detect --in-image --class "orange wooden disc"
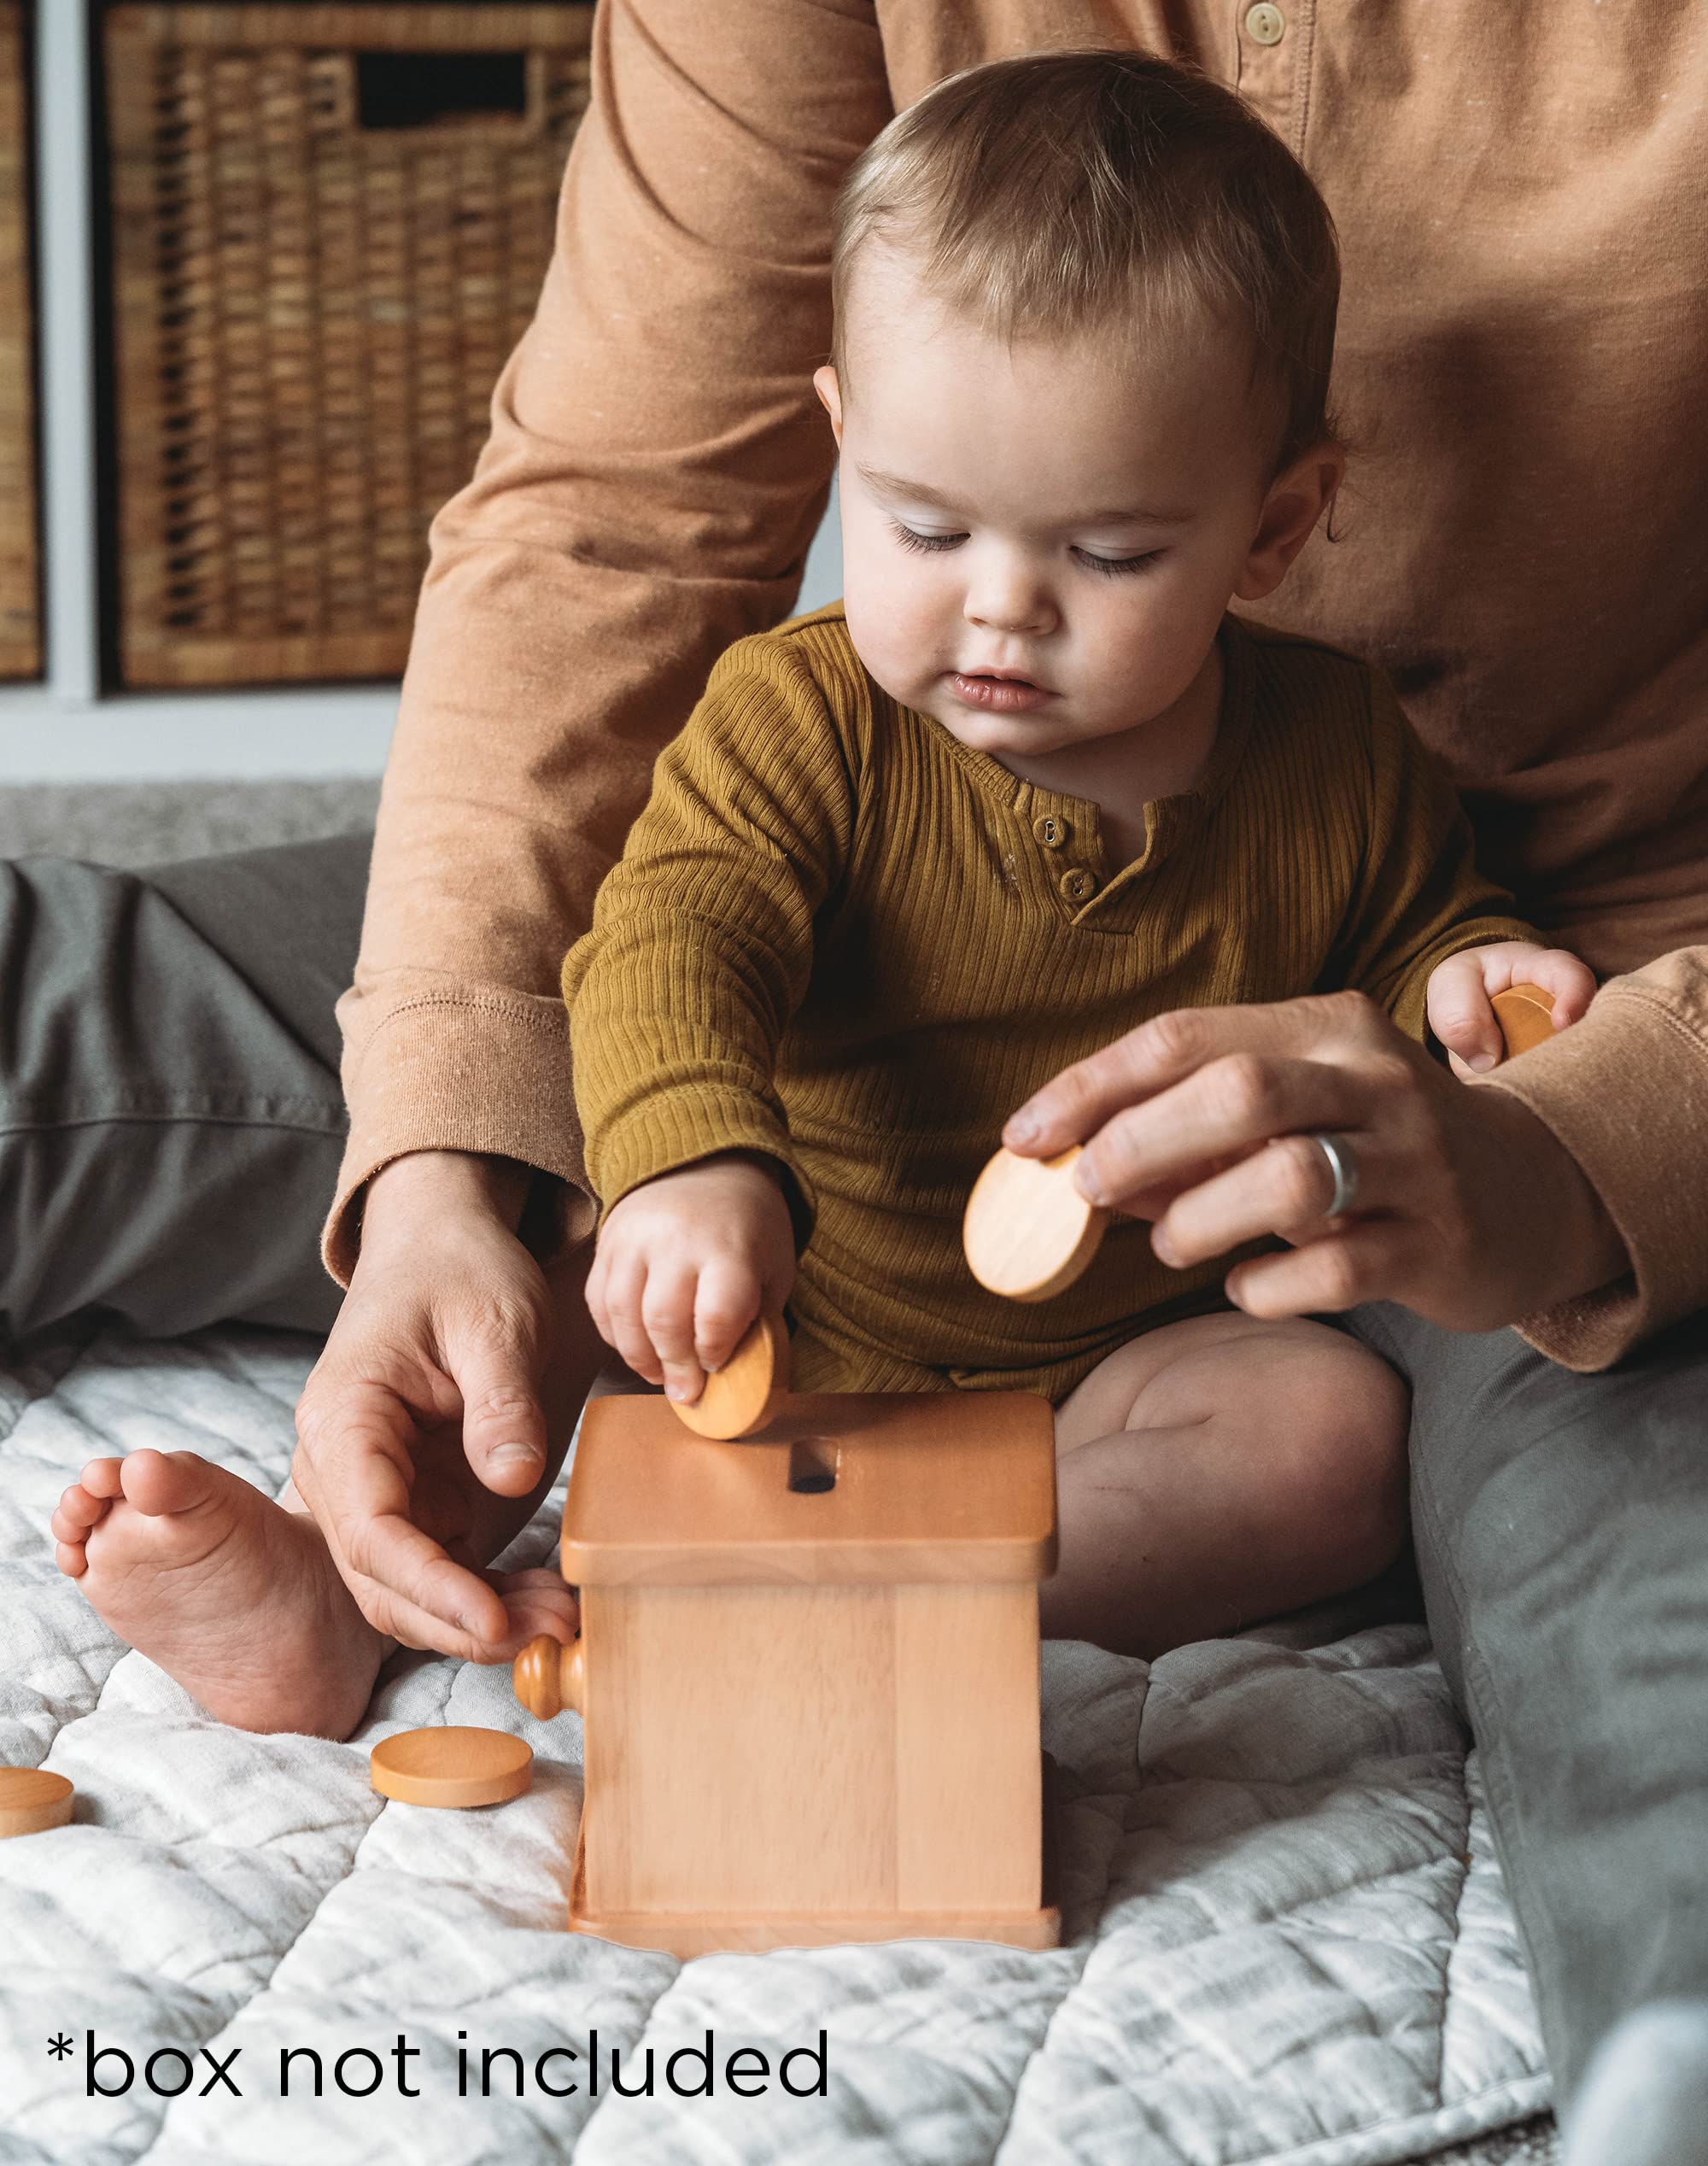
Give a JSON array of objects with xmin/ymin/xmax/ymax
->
[
  {"xmin": 674, "ymin": 1307, "xmax": 790, "ymax": 1439},
  {"xmin": 0, "ymin": 1768, "xmax": 73, "ymax": 1838},
  {"xmin": 1492, "ymin": 983, "xmax": 1559, "ymax": 1058},
  {"xmin": 964, "ymin": 1144, "xmax": 1112, "ymax": 1303},
  {"xmin": 370, "ymin": 1728, "xmax": 532, "ymax": 1809}
]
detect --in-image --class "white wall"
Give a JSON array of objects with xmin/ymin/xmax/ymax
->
[{"xmin": 793, "ymin": 477, "xmax": 845, "ymax": 621}]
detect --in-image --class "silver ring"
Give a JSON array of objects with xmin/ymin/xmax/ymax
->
[{"xmin": 1310, "ymin": 1132, "xmax": 1360, "ymax": 1219}]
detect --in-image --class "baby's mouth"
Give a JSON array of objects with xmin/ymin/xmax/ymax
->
[{"xmin": 947, "ymin": 670, "xmax": 1056, "ymax": 711}]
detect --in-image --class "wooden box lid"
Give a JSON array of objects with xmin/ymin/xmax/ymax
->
[{"xmin": 562, "ymin": 1392, "xmax": 1057, "ymax": 1587}]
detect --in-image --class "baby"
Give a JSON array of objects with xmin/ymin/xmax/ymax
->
[{"xmin": 564, "ymin": 49, "xmax": 1594, "ymax": 1658}]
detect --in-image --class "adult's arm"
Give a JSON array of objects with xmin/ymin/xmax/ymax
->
[
  {"xmin": 999, "ymin": 951, "xmax": 1708, "ymax": 1373},
  {"xmin": 1000, "ymin": 990, "xmax": 1635, "ymax": 1371},
  {"xmin": 322, "ymin": 0, "xmax": 892, "ymax": 1285},
  {"xmin": 1480, "ymin": 948, "xmax": 1708, "ymax": 1367}
]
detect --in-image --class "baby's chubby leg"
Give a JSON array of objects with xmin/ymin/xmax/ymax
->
[{"xmin": 1044, "ymin": 1311, "xmax": 1409, "ymax": 1659}]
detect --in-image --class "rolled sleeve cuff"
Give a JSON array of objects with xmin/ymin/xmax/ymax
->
[
  {"xmin": 1485, "ymin": 980, "xmax": 1708, "ymax": 1370},
  {"xmin": 321, "ymin": 988, "xmax": 594, "ymax": 1288}
]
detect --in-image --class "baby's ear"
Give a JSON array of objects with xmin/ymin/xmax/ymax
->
[
  {"xmin": 812, "ymin": 365, "xmax": 844, "ymax": 441},
  {"xmin": 1233, "ymin": 443, "xmax": 1346, "ymax": 601}
]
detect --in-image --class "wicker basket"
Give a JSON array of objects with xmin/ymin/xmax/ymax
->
[
  {"xmin": 0, "ymin": 0, "xmax": 38, "ymax": 682},
  {"xmin": 105, "ymin": 3, "xmax": 594, "ymax": 689}
]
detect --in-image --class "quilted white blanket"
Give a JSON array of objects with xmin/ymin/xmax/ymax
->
[{"xmin": 0, "ymin": 1327, "xmax": 1550, "ymax": 2164}]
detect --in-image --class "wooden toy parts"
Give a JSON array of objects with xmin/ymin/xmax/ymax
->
[
  {"xmin": 514, "ymin": 1389, "xmax": 1061, "ymax": 1957},
  {"xmin": 963, "ymin": 1143, "xmax": 1110, "ymax": 1301},
  {"xmin": 0, "ymin": 1767, "xmax": 73, "ymax": 1837},
  {"xmin": 370, "ymin": 1729, "xmax": 533, "ymax": 1809},
  {"xmin": 672, "ymin": 1304, "xmax": 789, "ymax": 1438},
  {"xmin": 1491, "ymin": 982, "xmax": 1559, "ymax": 1057}
]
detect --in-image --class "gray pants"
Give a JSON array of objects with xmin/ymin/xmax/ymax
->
[
  {"xmin": 1352, "ymin": 1300, "xmax": 1708, "ymax": 2100},
  {"xmin": 2, "ymin": 838, "xmax": 1702, "ymax": 2103},
  {"xmin": 0, "ymin": 837, "xmax": 364, "ymax": 1338}
]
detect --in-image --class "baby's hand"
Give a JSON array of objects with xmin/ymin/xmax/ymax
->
[
  {"xmin": 1426, "ymin": 940, "xmax": 1596, "ymax": 1080},
  {"xmin": 585, "ymin": 1152, "xmax": 797, "ymax": 1405}
]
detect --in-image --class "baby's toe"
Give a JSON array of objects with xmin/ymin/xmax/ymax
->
[
  {"xmin": 116, "ymin": 1447, "xmax": 215, "ymax": 1516},
  {"xmin": 491, "ymin": 1567, "xmax": 580, "ymax": 1646},
  {"xmin": 52, "ymin": 1483, "xmax": 110, "ymax": 1543},
  {"xmin": 78, "ymin": 1456, "xmax": 126, "ymax": 1500}
]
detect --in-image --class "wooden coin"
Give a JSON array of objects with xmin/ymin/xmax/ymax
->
[
  {"xmin": 964, "ymin": 1144, "xmax": 1112, "ymax": 1302},
  {"xmin": 0, "ymin": 1768, "xmax": 73, "ymax": 1838},
  {"xmin": 674, "ymin": 1306, "xmax": 790, "ymax": 1439},
  {"xmin": 370, "ymin": 1727, "xmax": 532, "ymax": 1809},
  {"xmin": 1492, "ymin": 983, "xmax": 1559, "ymax": 1058}
]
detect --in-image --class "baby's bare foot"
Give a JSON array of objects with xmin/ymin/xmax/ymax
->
[
  {"xmin": 53, "ymin": 1453, "xmax": 582, "ymax": 1740},
  {"xmin": 52, "ymin": 1449, "xmax": 389, "ymax": 1739}
]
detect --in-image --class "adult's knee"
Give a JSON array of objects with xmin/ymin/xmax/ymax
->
[{"xmin": 0, "ymin": 852, "xmax": 350, "ymax": 1339}]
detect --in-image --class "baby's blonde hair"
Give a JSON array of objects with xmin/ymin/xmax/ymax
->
[{"xmin": 831, "ymin": 49, "xmax": 1342, "ymax": 471}]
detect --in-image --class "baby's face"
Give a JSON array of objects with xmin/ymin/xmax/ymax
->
[{"xmin": 816, "ymin": 254, "xmax": 1330, "ymax": 767}]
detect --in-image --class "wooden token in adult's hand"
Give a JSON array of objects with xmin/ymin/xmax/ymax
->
[
  {"xmin": 0, "ymin": 1768, "xmax": 73, "ymax": 1838},
  {"xmin": 1492, "ymin": 983, "xmax": 1559, "ymax": 1059},
  {"xmin": 674, "ymin": 1307, "xmax": 790, "ymax": 1439},
  {"xmin": 964, "ymin": 1144, "xmax": 1111, "ymax": 1302},
  {"xmin": 370, "ymin": 1728, "xmax": 532, "ymax": 1809}
]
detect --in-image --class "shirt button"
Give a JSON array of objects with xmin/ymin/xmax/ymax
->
[
  {"xmin": 1244, "ymin": 2, "xmax": 1285, "ymax": 44},
  {"xmin": 1033, "ymin": 814, "xmax": 1073, "ymax": 849},
  {"xmin": 1060, "ymin": 868, "xmax": 1097, "ymax": 904}
]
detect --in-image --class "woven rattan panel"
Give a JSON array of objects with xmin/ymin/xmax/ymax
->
[
  {"xmin": 0, "ymin": 1, "xmax": 38, "ymax": 682},
  {"xmin": 106, "ymin": 4, "xmax": 593, "ymax": 689}
]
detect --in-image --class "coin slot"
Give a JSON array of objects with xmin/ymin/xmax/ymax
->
[{"xmin": 787, "ymin": 1437, "xmax": 839, "ymax": 1495}]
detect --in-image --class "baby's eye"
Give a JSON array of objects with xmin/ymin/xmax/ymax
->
[
  {"xmin": 1073, "ymin": 548, "xmax": 1166, "ymax": 578},
  {"xmin": 887, "ymin": 519, "xmax": 963, "ymax": 554},
  {"xmin": 886, "ymin": 519, "xmax": 1164, "ymax": 578}
]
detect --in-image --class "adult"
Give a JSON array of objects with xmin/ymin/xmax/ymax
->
[{"xmin": 20, "ymin": 6, "xmax": 1708, "ymax": 2156}]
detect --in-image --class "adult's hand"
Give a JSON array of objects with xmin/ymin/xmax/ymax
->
[
  {"xmin": 1002, "ymin": 991, "xmax": 1629, "ymax": 1332},
  {"xmin": 291, "ymin": 1150, "xmax": 595, "ymax": 1661}
]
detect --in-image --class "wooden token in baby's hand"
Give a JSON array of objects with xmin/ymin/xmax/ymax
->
[
  {"xmin": 1491, "ymin": 983, "xmax": 1559, "ymax": 1059},
  {"xmin": 964, "ymin": 1144, "xmax": 1111, "ymax": 1303},
  {"xmin": 0, "ymin": 1768, "xmax": 73, "ymax": 1838},
  {"xmin": 370, "ymin": 1728, "xmax": 532, "ymax": 1809},
  {"xmin": 673, "ymin": 1306, "xmax": 790, "ymax": 1439}
]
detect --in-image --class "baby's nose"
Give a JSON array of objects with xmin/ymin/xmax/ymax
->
[{"xmin": 965, "ymin": 582, "xmax": 1056, "ymax": 635}]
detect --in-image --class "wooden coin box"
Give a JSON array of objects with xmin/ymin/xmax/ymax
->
[{"xmin": 514, "ymin": 1390, "xmax": 1060, "ymax": 1958}]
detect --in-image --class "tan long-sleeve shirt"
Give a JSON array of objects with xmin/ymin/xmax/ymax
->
[{"xmin": 330, "ymin": 0, "xmax": 1708, "ymax": 1372}]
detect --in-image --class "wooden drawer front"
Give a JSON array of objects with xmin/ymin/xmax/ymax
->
[{"xmin": 581, "ymin": 1582, "xmax": 1044, "ymax": 1920}]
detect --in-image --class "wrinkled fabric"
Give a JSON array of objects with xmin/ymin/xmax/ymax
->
[{"xmin": 1, "ymin": 1327, "xmax": 1547, "ymax": 2163}]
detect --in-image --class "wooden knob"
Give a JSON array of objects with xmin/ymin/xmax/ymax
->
[
  {"xmin": 673, "ymin": 1305, "xmax": 790, "ymax": 1439},
  {"xmin": 1491, "ymin": 982, "xmax": 1559, "ymax": 1059},
  {"xmin": 964, "ymin": 1144, "xmax": 1111, "ymax": 1302},
  {"xmin": 513, "ymin": 1634, "xmax": 584, "ymax": 1720}
]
